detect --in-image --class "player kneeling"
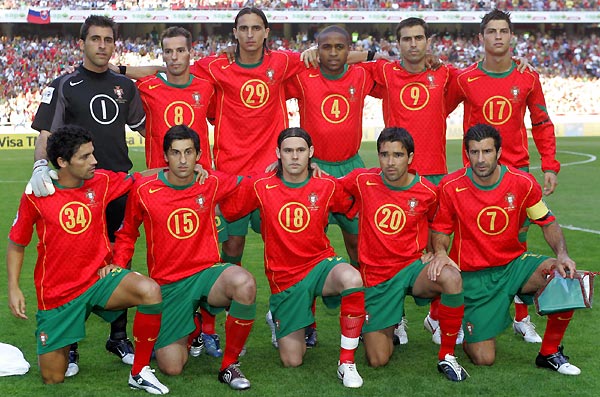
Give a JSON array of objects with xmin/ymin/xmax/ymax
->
[
  {"xmin": 112, "ymin": 126, "xmax": 256, "ymax": 390},
  {"xmin": 431, "ymin": 124, "xmax": 580, "ymax": 376},
  {"xmin": 7, "ymin": 125, "xmax": 168, "ymax": 394},
  {"xmin": 340, "ymin": 127, "xmax": 467, "ymax": 381}
]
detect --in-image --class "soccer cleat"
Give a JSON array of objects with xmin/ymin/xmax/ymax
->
[
  {"xmin": 189, "ymin": 335, "xmax": 204, "ymax": 357},
  {"xmin": 201, "ymin": 333, "xmax": 223, "ymax": 357},
  {"xmin": 424, "ymin": 313, "xmax": 441, "ymax": 344},
  {"xmin": 337, "ymin": 361, "xmax": 363, "ymax": 388},
  {"xmin": 65, "ymin": 347, "xmax": 80, "ymax": 377},
  {"xmin": 266, "ymin": 311, "xmax": 278, "ymax": 349},
  {"xmin": 218, "ymin": 362, "xmax": 251, "ymax": 390},
  {"xmin": 305, "ymin": 326, "xmax": 318, "ymax": 348},
  {"xmin": 393, "ymin": 316, "xmax": 409, "ymax": 345},
  {"xmin": 129, "ymin": 366, "xmax": 169, "ymax": 394},
  {"xmin": 536, "ymin": 345, "xmax": 581, "ymax": 375},
  {"xmin": 513, "ymin": 315, "xmax": 543, "ymax": 343},
  {"xmin": 106, "ymin": 337, "xmax": 135, "ymax": 365},
  {"xmin": 239, "ymin": 345, "xmax": 247, "ymax": 357},
  {"xmin": 437, "ymin": 354, "xmax": 469, "ymax": 382},
  {"xmin": 424, "ymin": 314, "xmax": 464, "ymax": 345}
]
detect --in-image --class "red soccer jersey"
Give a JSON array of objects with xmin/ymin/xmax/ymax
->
[
  {"xmin": 432, "ymin": 166, "xmax": 553, "ymax": 272},
  {"xmin": 190, "ymin": 51, "xmax": 307, "ymax": 174},
  {"xmin": 285, "ymin": 64, "xmax": 375, "ymax": 162},
  {"xmin": 9, "ymin": 171, "xmax": 134, "ymax": 310},
  {"xmin": 112, "ymin": 170, "xmax": 240, "ymax": 285},
  {"xmin": 220, "ymin": 173, "xmax": 353, "ymax": 293},
  {"xmin": 136, "ymin": 73, "xmax": 214, "ymax": 169},
  {"xmin": 367, "ymin": 61, "xmax": 457, "ymax": 176},
  {"xmin": 446, "ymin": 62, "xmax": 560, "ymax": 173},
  {"xmin": 341, "ymin": 168, "xmax": 438, "ymax": 287}
]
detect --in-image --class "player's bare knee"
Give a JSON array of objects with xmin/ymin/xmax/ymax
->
[
  {"xmin": 465, "ymin": 345, "xmax": 495, "ymax": 366},
  {"xmin": 42, "ymin": 371, "xmax": 65, "ymax": 384},
  {"xmin": 158, "ymin": 361, "xmax": 184, "ymax": 376},
  {"xmin": 340, "ymin": 266, "xmax": 363, "ymax": 290},
  {"xmin": 438, "ymin": 266, "xmax": 462, "ymax": 294},
  {"xmin": 139, "ymin": 277, "xmax": 162, "ymax": 304},
  {"xmin": 366, "ymin": 350, "xmax": 390, "ymax": 368},
  {"xmin": 280, "ymin": 354, "xmax": 304, "ymax": 368}
]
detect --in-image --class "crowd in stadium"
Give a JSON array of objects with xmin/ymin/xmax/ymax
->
[
  {"xmin": 2, "ymin": 0, "xmax": 599, "ymax": 11},
  {"xmin": 1, "ymin": 29, "xmax": 598, "ymax": 126}
]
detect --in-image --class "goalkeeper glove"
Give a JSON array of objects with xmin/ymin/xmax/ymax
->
[{"xmin": 26, "ymin": 159, "xmax": 58, "ymax": 197}]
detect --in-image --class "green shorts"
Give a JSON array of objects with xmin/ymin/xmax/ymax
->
[
  {"xmin": 222, "ymin": 209, "xmax": 261, "ymax": 237},
  {"xmin": 35, "ymin": 268, "xmax": 129, "ymax": 355},
  {"xmin": 269, "ymin": 256, "xmax": 346, "ymax": 339},
  {"xmin": 462, "ymin": 252, "xmax": 548, "ymax": 343},
  {"xmin": 215, "ymin": 215, "xmax": 229, "ymax": 243},
  {"xmin": 423, "ymin": 174, "xmax": 445, "ymax": 186},
  {"xmin": 363, "ymin": 259, "xmax": 431, "ymax": 333},
  {"xmin": 156, "ymin": 263, "xmax": 233, "ymax": 349},
  {"xmin": 313, "ymin": 154, "xmax": 364, "ymax": 234}
]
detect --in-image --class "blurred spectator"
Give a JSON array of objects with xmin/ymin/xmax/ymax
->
[{"xmin": 1, "ymin": 29, "xmax": 598, "ymax": 129}]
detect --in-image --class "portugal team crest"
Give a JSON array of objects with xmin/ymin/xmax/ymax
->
[
  {"xmin": 408, "ymin": 197, "xmax": 418, "ymax": 215},
  {"xmin": 427, "ymin": 73, "xmax": 437, "ymax": 88},
  {"xmin": 505, "ymin": 192, "xmax": 515, "ymax": 210},
  {"xmin": 266, "ymin": 68, "xmax": 275, "ymax": 83},
  {"xmin": 113, "ymin": 85, "xmax": 126, "ymax": 103},
  {"xmin": 348, "ymin": 85, "xmax": 356, "ymax": 101},
  {"xmin": 192, "ymin": 92, "xmax": 202, "ymax": 107},
  {"xmin": 40, "ymin": 332, "xmax": 48, "ymax": 347},
  {"xmin": 510, "ymin": 86, "xmax": 520, "ymax": 102},
  {"xmin": 86, "ymin": 188, "xmax": 96, "ymax": 206},
  {"xmin": 196, "ymin": 194, "xmax": 205, "ymax": 210},
  {"xmin": 308, "ymin": 192, "xmax": 319, "ymax": 210}
]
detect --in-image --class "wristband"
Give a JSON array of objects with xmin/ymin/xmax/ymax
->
[
  {"xmin": 33, "ymin": 159, "xmax": 48, "ymax": 169},
  {"xmin": 366, "ymin": 50, "xmax": 376, "ymax": 61},
  {"xmin": 118, "ymin": 65, "xmax": 127, "ymax": 75}
]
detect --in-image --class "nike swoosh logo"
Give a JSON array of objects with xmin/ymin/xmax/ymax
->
[
  {"xmin": 266, "ymin": 184, "xmax": 278, "ymax": 189},
  {"xmin": 234, "ymin": 320, "xmax": 254, "ymax": 326},
  {"xmin": 148, "ymin": 336, "xmax": 158, "ymax": 342},
  {"xmin": 455, "ymin": 187, "xmax": 468, "ymax": 192},
  {"xmin": 70, "ymin": 80, "xmax": 84, "ymax": 86},
  {"xmin": 393, "ymin": 66, "xmax": 402, "ymax": 71},
  {"xmin": 148, "ymin": 84, "xmax": 161, "ymax": 90},
  {"xmin": 309, "ymin": 73, "xmax": 320, "ymax": 78},
  {"xmin": 467, "ymin": 76, "xmax": 481, "ymax": 83},
  {"xmin": 221, "ymin": 64, "xmax": 231, "ymax": 70},
  {"xmin": 149, "ymin": 187, "xmax": 163, "ymax": 194},
  {"xmin": 366, "ymin": 181, "xmax": 378, "ymax": 186}
]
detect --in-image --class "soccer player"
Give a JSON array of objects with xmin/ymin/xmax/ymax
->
[
  {"xmin": 29, "ymin": 15, "xmax": 146, "ymax": 373},
  {"xmin": 112, "ymin": 125, "xmax": 256, "ymax": 390},
  {"xmin": 136, "ymin": 26, "xmax": 213, "ymax": 170},
  {"xmin": 365, "ymin": 17, "xmax": 460, "ymax": 346},
  {"xmin": 340, "ymin": 127, "xmax": 467, "ymax": 381},
  {"xmin": 220, "ymin": 128, "xmax": 366, "ymax": 388},
  {"xmin": 135, "ymin": 26, "xmax": 222, "ymax": 357},
  {"xmin": 446, "ymin": 9, "xmax": 560, "ymax": 342},
  {"xmin": 430, "ymin": 123, "xmax": 580, "ymax": 376},
  {"xmin": 282, "ymin": 25, "xmax": 375, "ymax": 349},
  {"xmin": 7, "ymin": 125, "xmax": 168, "ymax": 394}
]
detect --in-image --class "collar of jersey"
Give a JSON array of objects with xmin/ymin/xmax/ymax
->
[
  {"xmin": 281, "ymin": 175, "xmax": 311, "ymax": 188},
  {"xmin": 158, "ymin": 170, "xmax": 196, "ymax": 190},
  {"xmin": 156, "ymin": 72, "xmax": 193, "ymax": 88},
  {"xmin": 320, "ymin": 64, "xmax": 348, "ymax": 80},
  {"xmin": 79, "ymin": 64, "xmax": 109, "ymax": 77},
  {"xmin": 53, "ymin": 178, "xmax": 84, "ymax": 190},
  {"xmin": 466, "ymin": 165, "xmax": 506, "ymax": 190},
  {"xmin": 399, "ymin": 61, "xmax": 426, "ymax": 74},
  {"xmin": 477, "ymin": 61, "xmax": 516, "ymax": 78},
  {"xmin": 235, "ymin": 53, "xmax": 265, "ymax": 69},
  {"xmin": 379, "ymin": 171, "xmax": 419, "ymax": 191}
]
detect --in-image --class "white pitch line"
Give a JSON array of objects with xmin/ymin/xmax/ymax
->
[
  {"xmin": 530, "ymin": 150, "xmax": 597, "ymax": 170},
  {"xmin": 560, "ymin": 224, "xmax": 600, "ymax": 235}
]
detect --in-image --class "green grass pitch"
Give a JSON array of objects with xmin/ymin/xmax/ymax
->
[{"xmin": 0, "ymin": 137, "xmax": 598, "ymax": 396}]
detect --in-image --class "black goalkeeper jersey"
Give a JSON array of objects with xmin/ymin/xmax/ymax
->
[{"xmin": 32, "ymin": 65, "xmax": 146, "ymax": 172}]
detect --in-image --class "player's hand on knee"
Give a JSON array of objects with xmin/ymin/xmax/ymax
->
[
  {"xmin": 28, "ymin": 160, "xmax": 58, "ymax": 197},
  {"xmin": 98, "ymin": 264, "xmax": 121, "ymax": 278}
]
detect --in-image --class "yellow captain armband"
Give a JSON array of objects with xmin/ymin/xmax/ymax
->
[{"xmin": 526, "ymin": 200, "xmax": 550, "ymax": 221}]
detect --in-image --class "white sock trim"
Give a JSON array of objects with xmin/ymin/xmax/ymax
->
[{"xmin": 341, "ymin": 335, "xmax": 359, "ymax": 350}]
